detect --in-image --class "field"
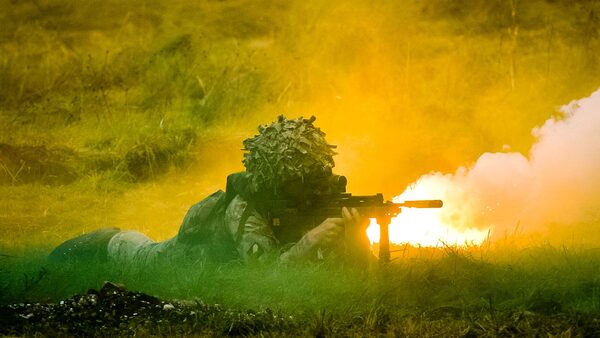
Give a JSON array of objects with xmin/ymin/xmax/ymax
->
[
  {"xmin": 2, "ymin": 0, "xmax": 600, "ymax": 336},
  {"xmin": 2, "ymin": 244, "xmax": 600, "ymax": 336}
]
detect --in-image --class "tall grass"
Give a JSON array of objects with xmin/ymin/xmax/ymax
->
[
  {"xmin": 1, "ymin": 2, "xmax": 600, "ymax": 334},
  {"xmin": 2, "ymin": 244, "xmax": 600, "ymax": 316}
]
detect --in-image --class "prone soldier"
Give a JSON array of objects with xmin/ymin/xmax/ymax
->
[
  {"xmin": 49, "ymin": 115, "xmax": 442, "ymax": 267},
  {"xmin": 49, "ymin": 116, "xmax": 365, "ymax": 267}
]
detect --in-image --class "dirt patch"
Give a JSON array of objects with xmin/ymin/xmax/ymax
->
[
  {"xmin": 0, "ymin": 127, "xmax": 197, "ymax": 185},
  {"xmin": 0, "ymin": 281, "xmax": 296, "ymax": 337},
  {"xmin": 2, "ymin": 281, "xmax": 600, "ymax": 337},
  {"xmin": 123, "ymin": 128, "xmax": 196, "ymax": 182},
  {"xmin": 0, "ymin": 143, "xmax": 80, "ymax": 185}
]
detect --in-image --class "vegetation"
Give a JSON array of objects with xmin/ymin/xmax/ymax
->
[
  {"xmin": 2, "ymin": 244, "xmax": 600, "ymax": 335},
  {"xmin": 1, "ymin": 0, "xmax": 600, "ymax": 335},
  {"xmin": 2, "ymin": 0, "xmax": 600, "ymax": 244}
]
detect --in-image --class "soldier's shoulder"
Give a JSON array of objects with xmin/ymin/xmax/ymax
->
[
  {"xmin": 177, "ymin": 190, "xmax": 227, "ymax": 242},
  {"xmin": 224, "ymin": 195, "xmax": 248, "ymax": 234},
  {"xmin": 224, "ymin": 194, "xmax": 270, "ymax": 235}
]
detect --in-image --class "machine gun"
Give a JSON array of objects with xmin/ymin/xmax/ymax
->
[{"xmin": 266, "ymin": 175, "xmax": 443, "ymax": 263}]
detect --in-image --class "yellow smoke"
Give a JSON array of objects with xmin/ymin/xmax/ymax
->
[{"xmin": 4, "ymin": 0, "xmax": 594, "ymax": 247}]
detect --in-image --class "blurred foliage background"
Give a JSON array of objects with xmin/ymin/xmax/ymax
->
[{"xmin": 1, "ymin": 0, "xmax": 599, "ymax": 249}]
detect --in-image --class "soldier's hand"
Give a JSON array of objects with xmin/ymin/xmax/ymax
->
[
  {"xmin": 342, "ymin": 207, "xmax": 370, "ymax": 254},
  {"xmin": 342, "ymin": 207, "xmax": 361, "ymax": 228},
  {"xmin": 307, "ymin": 217, "xmax": 344, "ymax": 247}
]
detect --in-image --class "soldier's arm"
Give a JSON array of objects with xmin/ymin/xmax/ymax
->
[
  {"xmin": 225, "ymin": 195, "xmax": 343, "ymax": 262},
  {"xmin": 279, "ymin": 217, "xmax": 343, "ymax": 262},
  {"xmin": 224, "ymin": 195, "xmax": 278, "ymax": 262}
]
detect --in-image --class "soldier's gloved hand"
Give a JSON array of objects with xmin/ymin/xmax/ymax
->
[{"xmin": 306, "ymin": 217, "xmax": 344, "ymax": 247}]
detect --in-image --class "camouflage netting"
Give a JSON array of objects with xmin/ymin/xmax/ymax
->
[{"xmin": 242, "ymin": 115, "xmax": 337, "ymax": 194}]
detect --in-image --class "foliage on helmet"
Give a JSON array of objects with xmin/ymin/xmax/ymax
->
[{"xmin": 242, "ymin": 115, "xmax": 337, "ymax": 195}]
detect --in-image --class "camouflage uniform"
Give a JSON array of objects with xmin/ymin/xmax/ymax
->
[
  {"xmin": 106, "ymin": 192, "xmax": 318, "ymax": 267},
  {"xmin": 49, "ymin": 116, "xmax": 337, "ymax": 266}
]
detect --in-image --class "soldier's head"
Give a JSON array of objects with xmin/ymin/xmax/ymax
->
[{"xmin": 242, "ymin": 115, "xmax": 338, "ymax": 200}]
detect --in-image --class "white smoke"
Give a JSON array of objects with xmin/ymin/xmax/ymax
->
[{"xmin": 397, "ymin": 88, "xmax": 600, "ymax": 242}]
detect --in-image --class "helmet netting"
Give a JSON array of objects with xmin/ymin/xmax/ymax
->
[{"xmin": 242, "ymin": 115, "xmax": 337, "ymax": 195}]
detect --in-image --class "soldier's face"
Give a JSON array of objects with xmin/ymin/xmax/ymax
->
[
  {"xmin": 279, "ymin": 172, "xmax": 338, "ymax": 202},
  {"xmin": 280, "ymin": 178, "xmax": 306, "ymax": 201}
]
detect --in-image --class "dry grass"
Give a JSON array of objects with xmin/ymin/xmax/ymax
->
[{"xmin": 1, "ymin": 0, "xmax": 600, "ymax": 335}]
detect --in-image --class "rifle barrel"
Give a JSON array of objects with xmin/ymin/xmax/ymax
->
[{"xmin": 398, "ymin": 200, "xmax": 443, "ymax": 208}]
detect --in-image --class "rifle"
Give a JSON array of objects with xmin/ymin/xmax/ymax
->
[{"xmin": 266, "ymin": 175, "xmax": 443, "ymax": 263}]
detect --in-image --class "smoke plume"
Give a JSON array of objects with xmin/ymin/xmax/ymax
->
[{"xmin": 397, "ymin": 88, "xmax": 600, "ymax": 244}]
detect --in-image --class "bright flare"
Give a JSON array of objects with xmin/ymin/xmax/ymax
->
[{"xmin": 366, "ymin": 190, "xmax": 490, "ymax": 247}]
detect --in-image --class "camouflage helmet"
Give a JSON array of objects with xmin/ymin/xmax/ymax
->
[{"xmin": 242, "ymin": 115, "xmax": 337, "ymax": 195}]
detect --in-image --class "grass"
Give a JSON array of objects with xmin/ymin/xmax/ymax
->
[
  {"xmin": 2, "ymin": 0, "xmax": 600, "ymax": 192},
  {"xmin": 1, "ymin": 0, "xmax": 600, "ymax": 335},
  {"xmin": 2, "ymin": 243, "xmax": 600, "ymax": 335},
  {"xmin": 2, "ymin": 243, "xmax": 600, "ymax": 314},
  {"xmin": 1, "ymin": 0, "xmax": 599, "ymax": 242}
]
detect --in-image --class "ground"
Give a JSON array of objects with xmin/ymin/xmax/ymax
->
[
  {"xmin": 2, "ymin": 245, "xmax": 600, "ymax": 336},
  {"xmin": 1, "ymin": 0, "xmax": 600, "ymax": 336}
]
